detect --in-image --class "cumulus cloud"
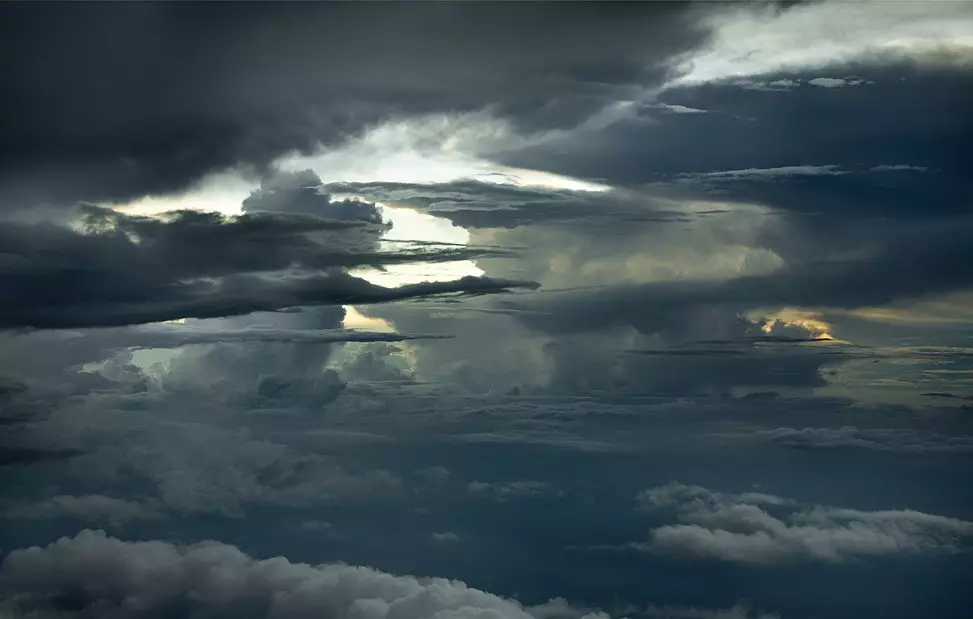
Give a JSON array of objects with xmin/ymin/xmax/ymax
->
[
  {"xmin": 243, "ymin": 169, "xmax": 385, "ymax": 224},
  {"xmin": 0, "ymin": 530, "xmax": 609, "ymax": 619},
  {"xmin": 636, "ymin": 483, "xmax": 973, "ymax": 565}
]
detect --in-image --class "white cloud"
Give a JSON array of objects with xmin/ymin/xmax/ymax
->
[
  {"xmin": 808, "ymin": 77, "xmax": 855, "ymax": 88},
  {"xmin": 728, "ymin": 78, "xmax": 801, "ymax": 91},
  {"xmin": 0, "ymin": 530, "xmax": 774, "ymax": 619},
  {"xmin": 636, "ymin": 483, "xmax": 973, "ymax": 565},
  {"xmin": 653, "ymin": 103, "xmax": 709, "ymax": 114},
  {"xmin": 673, "ymin": 0, "xmax": 973, "ymax": 85},
  {"xmin": 0, "ymin": 530, "xmax": 540, "ymax": 619},
  {"xmin": 278, "ymin": 112, "xmax": 609, "ymax": 193}
]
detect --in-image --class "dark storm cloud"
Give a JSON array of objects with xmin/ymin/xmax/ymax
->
[
  {"xmin": 495, "ymin": 63, "xmax": 973, "ymax": 219},
  {"xmin": 0, "ymin": 446, "xmax": 84, "ymax": 468},
  {"xmin": 0, "ymin": 1, "xmax": 714, "ymax": 209},
  {"xmin": 0, "ymin": 206, "xmax": 536, "ymax": 329},
  {"xmin": 509, "ymin": 217, "xmax": 973, "ymax": 335}
]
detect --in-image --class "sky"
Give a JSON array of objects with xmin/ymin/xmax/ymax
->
[{"xmin": 1, "ymin": 1, "xmax": 972, "ymax": 618}]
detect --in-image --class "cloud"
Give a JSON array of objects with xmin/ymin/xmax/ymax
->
[
  {"xmin": 0, "ymin": 447, "xmax": 85, "ymax": 468},
  {"xmin": 727, "ymin": 78, "xmax": 801, "ymax": 91},
  {"xmin": 2, "ymin": 495, "xmax": 162, "ymax": 526},
  {"xmin": 636, "ymin": 483, "xmax": 973, "ymax": 565},
  {"xmin": 0, "ymin": 530, "xmax": 617, "ymax": 619},
  {"xmin": 676, "ymin": 165, "xmax": 847, "ymax": 182},
  {"xmin": 755, "ymin": 426, "xmax": 973, "ymax": 453},
  {"xmin": 654, "ymin": 103, "xmax": 709, "ymax": 114},
  {"xmin": 494, "ymin": 64, "xmax": 972, "ymax": 218},
  {"xmin": 467, "ymin": 481, "xmax": 556, "ymax": 503},
  {"xmin": 0, "ymin": 205, "xmax": 536, "ymax": 329},
  {"xmin": 671, "ymin": 1, "xmax": 973, "ymax": 85},
  {"xmin": 807, "ymin": 77, "xmax": 867, "ymax": 88},
  {"xmin": 326, "ymin": 180, "xmax": 697, "ymax": 230},
  {"xmin": 870, "ymin": 164, "xmax": 928, "ymax": 173},
  {"xmin": 243, "ymin": 169, "xmax": 384, "ymax": 224},
  {"xmin": 87, "ymin": 326, "xmax": 452, "ymax": 349},
  {"xmin": 431, "ymin": 532, "xmax": 461, "ymax": 544},
  {"xmin": 641, "ymin": 603, "xmax": 778, "ymax": 619},
  {"xmin": 509, "ymin": 217, "xmax": 973, "ymax": 336},
  {"xmin": 0, "ymin": 2, "xmax": 713, "ymax": 209}
]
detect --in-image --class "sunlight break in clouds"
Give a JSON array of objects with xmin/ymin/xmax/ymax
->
[
  {"xmin": 104, "ymin": 113, "xmax": 608, "ymax": 292},
  {"xmin": 671, "ymin": 0, "xmax": 973, "ymax": 85}
]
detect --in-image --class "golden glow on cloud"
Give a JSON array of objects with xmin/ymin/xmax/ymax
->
[
  {"xmin": 839, "ymin": 292, "xmax": 973, "ymax": 326},
  {"xmin": 342, "ymin": 306, "xmax": 395, "ymax": 333},
  {"xmin": 750, "ymin": 307, "xmax": 835, "ymax": 340}
]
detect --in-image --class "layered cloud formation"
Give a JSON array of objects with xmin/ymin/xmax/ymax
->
[{"xmin": 2, "ymin": 2, "xmax": 971, "ymax": 619}]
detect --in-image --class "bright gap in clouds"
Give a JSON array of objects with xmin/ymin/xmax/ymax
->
[{"xmin": 102, "ymin": 114, "xmax": 609, "ymax": 327}]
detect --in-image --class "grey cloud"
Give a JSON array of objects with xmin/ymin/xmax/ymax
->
[
  {"xmin": 106, "ymin": 423, "xmax": 403, "ymax": 516},
  {"xmin": 870, "ymin": 164, "xmax": 928, "ymax": 172},
  {"xmin": 675, "ymin": 165, "xmax": 847, "ymax": 182},
  {"xmin": 2, "ymin": 495, "xmax": 162, "ymax": 526},
  {"xmin": 728, "ymin": 78, "xmax": 802, "ymax": 91},
  {"xmin": 326, "ymin": 180, "xmax": 694, "ymax": 229},
  {"xmin": 1, "ymin": 206, "xmax": 536, "ymax": 329},
  {"xmin": 92, "ymin": 326, "xmax": 451, "ymax": 349},
  {"xmin": 641, "ymin": 604, "xmax": 778, "ymax": 619},
  {"xmin": 637, "ymin": 482, "xmax": 973, "ymax": 565},
  {"xmin": 0, "ymin": 530, "xmax": 552, "ymax": 619},
  {"xmin": 431, "ymin": 532, "xmax": 461, "ymax": 544},
  {"xmin": 0, "ymin": 2, "xmax": 714, "ymax": 209},
  {"xmin": 509, "ymin": 218, "xmax": 973, "ymax": 336},
  {"xmin": 0, "ymin": 530, "xmax": 770, "ymax": 619},
  {"xmin": 534, "ymin": 599, "xmax": 776, "ymax": 619},
  {"xmin": 756, "ymin": 426, "xmax": 973, "ymax": 453},
  {"xmin": 467, "ymin": 480, "xmax": 556, "ymax": 503},
  {"xmin": 244, "ymin": 169, "xmax": 384, "ymax": 224},
  {"xmin": 652, "ymin": 103, "xmax": 710, "ymax": 114},
  {"xmin": 0, "ymin": 447, "xmax": 85, "ymax": 468},
  {"xmin": 364, "ymin": 201, "xmax": 845, "ymax": 396},
  {"xmin": 495, "ymin": 64, "xmax": 972, "ymax": 218},
  {"xmin": 807, "ymin": 77, "xmax": 868, "ymax": 88}
]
